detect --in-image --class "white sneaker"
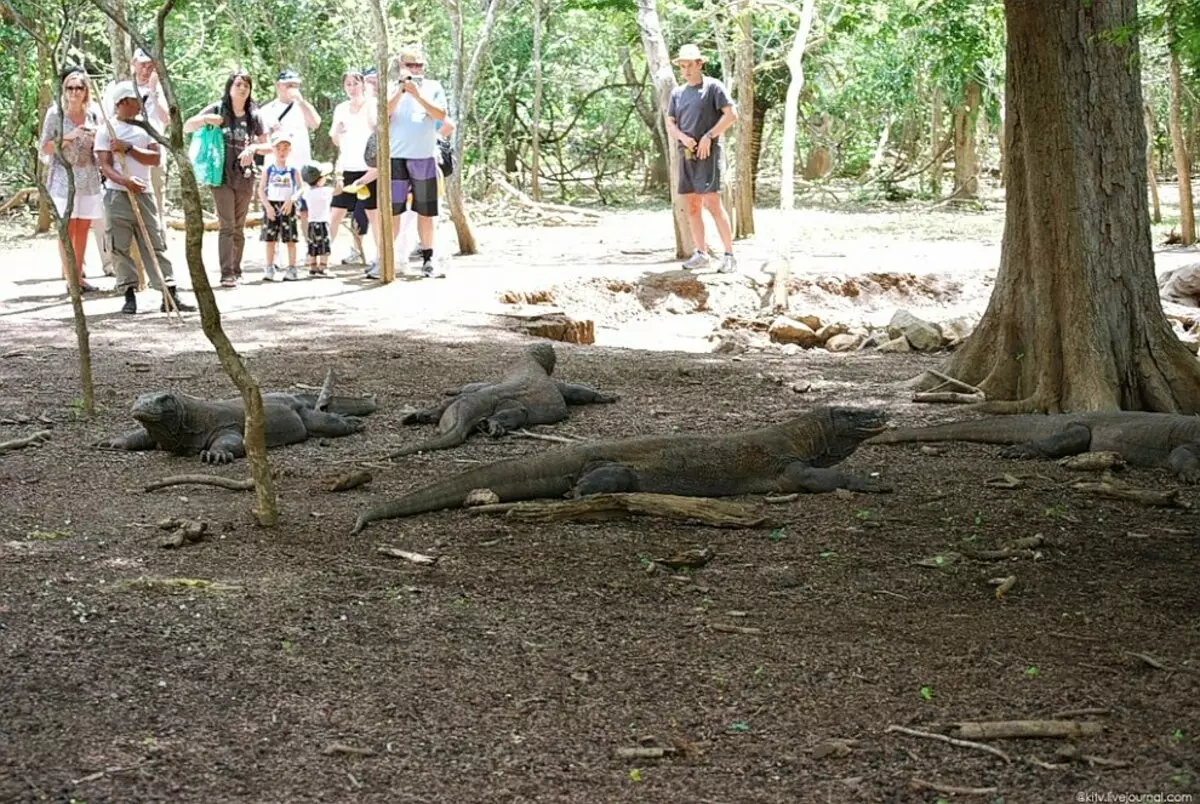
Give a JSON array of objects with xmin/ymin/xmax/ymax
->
[
  {"xmin": 718, "ymin": 253, "xmax": 737, "ymax": 274},
  {"xmin": 263, "ymin": 264, "xmax": 277, "ymax": 282},
  {"xmin": 681, "ymin": 250, "xmax": 709, "ymax": 271},
  {"xmin": 365, "ymin": 262, "xmax": 380, "ymax": 280},
  {"xmin": 341, "ymin": 249, "xmax": 363, "ymax": 265},
  {"xmin": 283, "ymin": 265, "xmax": 299, "ymax": 282}
]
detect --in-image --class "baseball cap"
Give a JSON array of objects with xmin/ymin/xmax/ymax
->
[
  {"xmin": 133, "ymin": 48, "xmax": 154, "ymax": 63},
  {"xmin": 363, "ymin": 67, "xmax": 378, "ymax": 79},
  {"xmin": 111, "ymin": 81, "xmax": 139, "ymax": 103},
  {"xmin": 277, "ymin": 68, "xmax": 301, "ymax": 84},
  {"xmin": 301, "ymin": 162, "xmax": 331, "ymax": 185},
  {"xmin": 270, "ymin": 130, "xmax": 293, "ymax": 146}
]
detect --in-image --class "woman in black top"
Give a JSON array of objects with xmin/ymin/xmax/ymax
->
[{"xmin": 184, "ymin": 70, "xmax": 268, "ymax": 286}]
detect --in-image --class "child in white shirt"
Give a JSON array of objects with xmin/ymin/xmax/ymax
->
[
  {"xmin": 301, "ymin": 163, "xmax": 334, "ymax": 276},
  {"xmin": 257, "ymin": 131, "xmax": 302, "ymax": 281}
]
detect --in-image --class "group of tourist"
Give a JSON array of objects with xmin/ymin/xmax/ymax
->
[
  {"xmin": 38, "ymin": 43, "xmax": 454, "ymax": 313},
  {"xmin": 38, "ymin": 40, "xmax": 739, "ymax": 315}
]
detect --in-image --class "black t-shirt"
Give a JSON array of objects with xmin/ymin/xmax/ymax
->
[{"xmin": 202, "ymin": 102, "xmax": 265, "ymax": 188}]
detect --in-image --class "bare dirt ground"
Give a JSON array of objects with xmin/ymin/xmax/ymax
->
[{"xmin": 1, "ymin": 196, "xmax": 1198, "ymax": 803}]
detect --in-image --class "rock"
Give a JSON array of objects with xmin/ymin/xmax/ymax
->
[
  {"xmin": 768, "ymin": 316, "xmax": 821, "ymax": 348},
  {"xmin": 824, "ymin": 333, "xmax": 862, "ymax": 352},
  {"xmin": 877, "ymin": 336, "xmax": 913, "ymax": 353},
  {"xmin": 465, "ymin": 488, "xmax": 501, "ymax": 507},
  {"xmin": 797, "ymin": 314, "xmax": 823, "ymax": 331},
  {"xmin": 859, "ymin": 330, "xmax": 891, "ymax": 350},
  {"xmin": 636, "ymin": 271, "xmax": 709, "ymax": 312},
  {"xmin": 1159, "ymin": 263, "xmax": 1200, "ymax": 306},
  {"xmin": 939, "ymin": 316, "xmax": 977, "ymax": 346},
  {"xmin": 815, "ymin": 322, "xmax": 848, "ymax": 344},
  {"xmin": 1172, "ymin": 321, "xmax": 1200, "ymax": 354},
  {"xmin": 887, "ymin": 309, "xmax": 944, "ymax": 351},
  {"xmin": 711, "ymin": 330, "xmax": 752, "ymax": 355},
  {"xmin": 777, "ymin": 343, "xmax": 803, "ymax": 356}
]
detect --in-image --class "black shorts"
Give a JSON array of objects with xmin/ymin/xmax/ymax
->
[
  {"xmin": 363, "ymin": 157, "xmax": 438, "ymax": 217},
  {"xmin": 307, "ymin": 222, "xmax": 331, "ymax": 257},
  {"xmin": 260, "ymin": 202, "xmax": 299, "ymax": 243},
  {"xmin": 332, "ymin": 170, "xmax": 368, "ymax": 210},
  {"xmin": 677, "ymin": 147, "xmax": 721, "ymax": 195}
]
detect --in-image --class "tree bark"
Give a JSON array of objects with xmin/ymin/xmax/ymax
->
[
  {"xmin": 107, "ymin": 0, "xmax": 129, "ymax": 79},
  {"xmin": 930, "ymin": 84, "xmax": 943, "ymax": 196},
  {"xmin": 780, "ymin": 0, "xmax": 817, "ymax": 210},
  {"xmin": 619, "ymin": 47, "xmax": 668, "ymax": 191},
  {"xmin": 937, "ymin": 0, "xmax": 1200, "ymax": 413},
  {"xmin": 635, "ymin": 0, "xmax": 693, "ymax": 257},
  {"xmin": 952, "ymin": 79, "xmax": 981, "ymax": 199},
  {"xmin": 368, "ymin": 0, "xmax": 394, "ymax": 282},
  {"xmin": 88, "ymin": 0, "xmax": 281, "ymax": 524},
  {"xmin": 1168, "ymin": 41, "xmax": 1194, "ymax": 244},
  {"xmin": 1145, "ymin": 103, "xmax": 1161, "ymax": 224},
  {"xmin": 530, "ymin": 0, "xmax": 542, "ymax": 201},
  {"xmin": 733, "ymin": 0, "xmax": 755, "ymax": 237},
  {"xmin": 442, "ymin": 0, "xmax": 507, "ymax": 256},
  {"xmin": 33, "ymin": 29, "xmax": 52, "ymax": 234}
]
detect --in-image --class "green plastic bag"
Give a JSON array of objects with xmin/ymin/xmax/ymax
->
[{"xmin": 189, "ymin": 124, "xmax": 225, "ymax": 187}]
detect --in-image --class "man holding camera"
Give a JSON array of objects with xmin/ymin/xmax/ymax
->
[{"xmin": 365, "ymin": 46, "xmax": 447, "ymax": 279}]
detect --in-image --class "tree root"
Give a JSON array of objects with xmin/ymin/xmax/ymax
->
[
  {"xmin": 469, "ymin": 493, "xmax": 778, "ymax": 528},
  {"xmin": 913, "ymin": 391, "xmax": 986, "ymax": 404},
  {"xmin": 144, "ymin": 475, "xmax": 255, "ymax": 492},
  {"xmin": 0, "ymin": 430, "xmax": 51, "ymax": 453}
]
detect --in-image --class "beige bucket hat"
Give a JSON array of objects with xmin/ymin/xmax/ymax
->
[{"xmin": 675, "ymin": 44, "xmax": 706, "ymax": 63}]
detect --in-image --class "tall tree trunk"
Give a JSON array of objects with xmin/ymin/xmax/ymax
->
[
  {"xmin": 937, "ymin": 0, "xmax": 1200, "ymax": 413},
  {"xmin": 930, "ymin": 84, "xmax": 943, "ymax": 196},
  {"xmin": 780, "ymin": 0, "xmax": 817, "ymax": 210},
  {"xmin": 635, "ymin": 0, "xmax": 693, "ymax": 257},
  {"xmin": 89, "ymin": 0, "xmax": 282, "ymax": 524},
  {"xmin": 107, "ymin": 0, "xmax": 129, "ymax": 79},
  {"xmin": 1145, "ymin": 103, "xmax": 1161, "ymax": 224},
  {"xmin": 952, "ymin": 79, "xmax": 981, "ymax": 199},
  {"xmin": 733, "ymin": 0, "xmax": 755, "ymax": 238},
  {"xmin": 442, "ymin": 0, "xmax": 507, "ymax": 256},
  {"xmin": 34, "ymin": 31, "xmax": 52, "ymax": 234},
  {"xmin": 996, "ymin": 93, "xmax": 1006, "ymax": 188},
  {"xmin": 368, "ymin": 0, "xmax": 395, "ymax": 281},
  {"xmin": 750, "ymin": 94, "xmax": 770, "ymax": 193},
  {"xmin": 1168, "ymin": 41, "xmax": 1194, "ymax": 244},
  {"xmin": 711, "ymin": 6, "xmax": 736, "ymax": 229},
  {"xmin": 620, "ymin": 47, "xmax": 668, "ymax": 191},
  {"xmin": 504, "ymin": 90, "xmax": 519, "ymax": 177},
  {"xmin": 530, "ymin": 0, "xmax": 542, "ymax": 201}
]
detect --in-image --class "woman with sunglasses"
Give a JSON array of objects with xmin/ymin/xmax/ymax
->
[{"xmin": 38, "ymin": 67, "xmax": 104, "ymax": 293}]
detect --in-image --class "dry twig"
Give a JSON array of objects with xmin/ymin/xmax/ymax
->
[
  {"xmin": 510, "ymin": 428, "xmax": 578, "ymax": 444},
  {"xmin": 909, "ymin": 778, "xmax": 998, "ymax": 797},
  {"xmin": 951, "ymin": 720, "xmax": 1104, "ymax": 740},
  {"xmin": 885, "ymin": 724, "xmax": 1011, "ymax": 764},
  {"xmin": 0, "ymin": 430, "xmax": 51, "ymax": 453},
  {"xmin": 144, "ymin": 475, "xmax": 254, "ymax": 492}
]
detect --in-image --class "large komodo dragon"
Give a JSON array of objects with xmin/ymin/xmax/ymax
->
[
  {"xmin": 95, "ymin": 390, "xmax": 377, "ymax": 464},
  {"xmin": 866, "ymin": 412, "xmax": 1200, "ymax": 482},
  {"xmin": 353, "ymin": 406, "xmax": 891, "ymax": 532},
  {"xmin": 385, "ymin": 342, "xmax": 618, "ymax": 459}
]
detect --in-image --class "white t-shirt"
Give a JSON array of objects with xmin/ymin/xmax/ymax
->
[
  {"xmin": 133, "ymin": 82, "xmax": 168, "ymax": 167},
  {"xmin": 330, "ymin": 99, "xmax": 372, "ymax": 172},
  {"xmin": 93, "ymin": 119, "xmax": 154, "ymax": 193},
  {"xmin": 304, "ymin": 185, "xmax": 334, "ymax": 223},
  {"xmin": 264, "ymin": 163, "xmax": 298, "ymax": 203},
  {"xmin": 260, "ymin": 97, "xmax": 312, "ymax": 168}
]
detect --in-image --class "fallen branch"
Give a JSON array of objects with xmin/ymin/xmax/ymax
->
[
  {"xmin": 922, "ymin": 368, "xmax": 983, "ymax": 395},
  {"xmin": 474, "ymin": 493, "xmax": 778, "ymax": 529},
  {"xmin": 144, "ymin": 475, "xmax": 255, "ymax": 492},
  {"xmin": 1070, "ymin": 480, "xmax": 1185, "ymax": 507},
  {"xmin": 376, "ymin": 546, "xmax": 438, "ymax": 565},
  {"xmin": 510, "ymin": 428, "xmax": 579, "ymax": 444},
  {"xmin": 913, "ymin": 391, "xmax": 986, "ymax": 405},
  {"xmin": 885, "ymin": 724, "xmax": 1011, "ymax": 764},
  {"xmin": 710, "ymin": 623, "xmax": 764, "ymax": 635},
  {"xmin": 321, "ymin": 743, "xmax": 377, "ymax": 757},
  {"xmin": 0, "ymin": 430, "xmax": 51, "ymax": 453},
  {"xmin": 0, "ymin": 187, "xmax": 37, "ymax": 214},
  {"xmin": 314, "ymin": 369, "xmax": 337, "ymax": 411},
  {"xmin": 951, "ymin": 720, "xmax": 1104, "ymax": 740},
  {"xmin": 329, "ymin": 469, "xmax": 372, "ymax": 492},
  {"xmin": 492, "ymin": 176, "xmax": 605, "ymax": 219},
  {"xmin": 909, "ymin": 779, "xmax": 998, "ymax": 797}
]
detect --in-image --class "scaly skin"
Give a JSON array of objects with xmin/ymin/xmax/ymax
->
[{"xmin": 353, "ymin": 406, "xmax": 890, "ymax": 532}]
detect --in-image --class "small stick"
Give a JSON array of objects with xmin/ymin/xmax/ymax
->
[
  {"xmin": 923, "ymin": 368, "xmax": 983, "ymax": 395},
  {"xmin": 913, "ymin": 391, "xmax": 986, "ymax": 405},
  {"xmin": 321, "ymin": 743, "xmax": 377, "ymax": 757},
  {"xmin": 951, "ymin": 720, "xmax": 1104, "ymax": 740},
  {"xmin": 1070, "ymin": 481, "xmax": 1184, "ymax": 507},
  {"xmin": 329, "ymin": 470, "xmax": 372, "ymax": 492},
  {"xmin": 909, "ymin": 779, "xmax": 998, "ymax": 797},
  {"xmin": 885, "ymin": 724, "xmax": 1011, "ymax": 764},
  {"xmin": 710, "ymin": 623, "xmax": 764, "ymax": 635},
  {"xmin": 315, "ymin": 369, "xmax": 337, "ymax": 412},
  {"xmin": 1051, "ymin": 707, "xmax": 1109, "ymax": 719},
  {"xmin": 0, "ymin": 430, "xmax": 52, "ymax": 453},
  {"xmin": 144, "ymin": 475, "xmax": 254, "ymax": 492},
  {"xmin": 510, "ymin": 428, "xmax": 578, "ymax": 444},
  {"xmin": 376, "ymin": 547, "xmax": 438, "ymax": 565},
  {"xmin": 764, "ymin": 493, "xmax": 799, "ymax": 504}
]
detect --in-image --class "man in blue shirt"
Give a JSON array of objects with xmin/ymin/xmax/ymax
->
[{"xmin": 364, "ymin": 46, "xmax": 447, "ymax": 279}]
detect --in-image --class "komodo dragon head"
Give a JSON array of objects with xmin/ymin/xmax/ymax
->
[
  {"xmin": 524, "ymin": 342, "xmax": 557, "ymax": 374},
  {"xmin": 131, "ymin": 391, "xmax": 191, "ymax": 449},
  {"xmin": 809, "ymin": 406, "xmax": 889, "ymax": 465}
]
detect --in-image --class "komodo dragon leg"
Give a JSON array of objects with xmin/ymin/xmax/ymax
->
[
  {"xmin": 781, "ymin": 463, "xmax": 892, "ymax": 494},
  {"xmin": 298, "ymin": 408, "xmax": 366, "ymax": 437},
  {"xmin": 1167, "ymin": 445, "xmax": 1200, "ymax": 483},
  {"xmin": 555, "ymin": 381, "xmax": 620, "ymax": 405},
  {"xmin": 94, "ymin": 427, "xmax": 157, "ymax": 451},
  {"xmin": 292, "ymin": 393, "xmax": 379, "ymax": 417},
  {"xmin": 401, "ymin": 400, "xmax": 456, "ymax": 426},
  {"xmin": 570, "ymin": 462, "xmax": 641, "ymax": 496},
  {"xmin": 997, "ymin": 424, "xmax": 1091, "ymax": 460},
  {"xmin": 442, "ymin": 382, "xmax": 492, "ymax": 397},
  {"xmin": 201, "ymin": 432, "xmax": 246, "ymax": 465},
  {"xmin": 479, "ymin": 401, "xmax": 531, "ymax": 437}
]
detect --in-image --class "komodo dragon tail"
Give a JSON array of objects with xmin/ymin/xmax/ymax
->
[
  {"xmin": 865, "ymin": 414, "xmax": 1072, "ymax": 446},
  {"xmin": 352, "ymin": 448, "xmax": 589, "ymax": 533},
  {"xmin": 381, "ymin": 424, "xmax": 477, "ymax": 460}
]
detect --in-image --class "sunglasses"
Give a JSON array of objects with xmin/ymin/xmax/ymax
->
[
  {"xmin": 403, "ymin": 62, "xmax": 424, "ymax": 68},
  {"xmin": 65, "ymin": 85, "xmax": 86, "ymax": 92}
]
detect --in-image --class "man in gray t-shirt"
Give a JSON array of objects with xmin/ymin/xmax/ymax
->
[{"xmin": 666, "ymin": 44, "xmax": 738, "ymax": 273}]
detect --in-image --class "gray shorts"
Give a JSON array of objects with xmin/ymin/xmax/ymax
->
[{"xmin": 677, "ymin": 147, "xmax": 720, "ymax": 195}]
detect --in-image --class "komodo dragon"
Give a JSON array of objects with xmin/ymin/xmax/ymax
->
[
  {"xmin": 94, "ymin": 390, "xmax": 377, "ymax": 464},
  {"xmin": 385, "ymin": 342, "xmax": 618, "ymax": 459},
  {"xmin": 353, "ymin": 406, "xmax": 890, "ymax": 532},
  {"xmin": 866, "ymin": 412, "xmax": 1200, "ymax": 482}
]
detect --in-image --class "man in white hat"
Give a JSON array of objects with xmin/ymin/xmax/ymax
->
[
  {"xmin": 665, "ymin": 43, "xmax": 738, "ymax": 273},
  {"xmin": 130, "ymin": 47, "xmax": 170, "ymax": 240}
]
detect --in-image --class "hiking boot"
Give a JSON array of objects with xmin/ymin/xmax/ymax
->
[
  {"xmin": 121, "ymin": 287, "xmax": 137, "ymax": 314},
  {"xmin": 717, "ymin": 253, "xmax": 737, "ymax": 274},
  {"xmin": 161, "ymin": 286, "xmax": 196, "ymax": 313},
  {"xmin": 681, "ymin": 251, "xmax": 709, "ymax": 271},
  {"xmin": 79, "ymin": 280, "xmax": 99, "ymax": 293},
  {"xmin": 283, "ymin": 265, "xmax": 299, "ymax": 282},
  {"xmin": 263, "ymin": 264, "xmax": 278, "ymax": 282}
]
